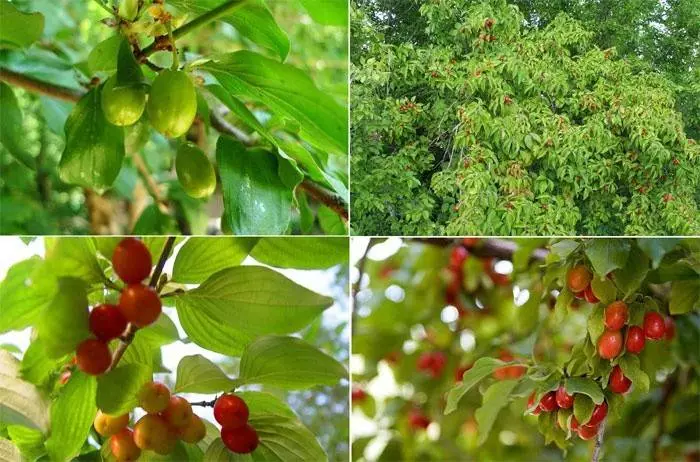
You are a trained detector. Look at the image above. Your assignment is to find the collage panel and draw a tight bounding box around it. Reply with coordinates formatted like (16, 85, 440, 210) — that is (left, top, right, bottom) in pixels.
(0, 236, 350, 460)
(351, 237, 700, 461)
(0, 0, 348, 236)
(350, 0, 699, 236)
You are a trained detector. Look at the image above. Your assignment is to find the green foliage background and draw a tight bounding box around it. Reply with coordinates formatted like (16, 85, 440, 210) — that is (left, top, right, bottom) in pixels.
(351, 0, 700, 236)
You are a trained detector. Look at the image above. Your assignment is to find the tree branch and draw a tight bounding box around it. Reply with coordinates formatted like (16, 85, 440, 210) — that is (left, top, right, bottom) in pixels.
(1, 68, 349, 222)
(131, 151, 170, 215)
(592, 418, 606, 462)
(108, 237, 176, 372)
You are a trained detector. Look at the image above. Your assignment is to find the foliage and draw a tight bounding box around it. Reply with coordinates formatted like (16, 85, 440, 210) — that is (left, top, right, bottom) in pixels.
(352, 238, 700, 461)
(0, 0, 348, 235)
(0, 236, 349, 461)
(351, 0, 700, 236)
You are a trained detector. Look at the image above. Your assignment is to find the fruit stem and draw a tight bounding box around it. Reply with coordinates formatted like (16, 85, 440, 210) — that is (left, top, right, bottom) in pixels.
(166, 22, 179, 71)
(139, 0, 248, 58)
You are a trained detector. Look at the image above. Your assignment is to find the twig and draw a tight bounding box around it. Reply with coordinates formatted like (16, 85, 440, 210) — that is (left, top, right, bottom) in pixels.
(298, 181, 348, 222)
(108, 237, 176, 372)
(131, 152, 170, 215)
(210, 110, 253, 145)
(0, 68, 82, 102)
(592, 418, 606, 462)
(652, 374, 678, 459)
(138, 0, 248, 58)
(190, 396, 219, 407)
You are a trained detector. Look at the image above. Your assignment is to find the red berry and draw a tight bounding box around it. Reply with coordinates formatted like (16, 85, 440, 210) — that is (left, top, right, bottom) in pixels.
(352, 387, 367, 403)
(119, 284, 162, 327)
(221, 424, 259, 454)
(583, 285, 599, 303)
(664, 316, 676, 340)
(643, 312, 665, 340)
(430, 352, 447, 377)
(462, 238, 479, 247)
(555, 386, 574, 409)
(408, 409, 431, 429)
(76, 338, 112, 375)
(567, 265, 592, 293)
(449, 246, 468, 269)
(527, 392, 541, 415)
(89, 304, 128, 341)
(214, 394, 249, 429)
(604, 301, 629, 330)
(587, 401, 608, 426)
(578, 423, 599, 440)
(609, 365, 632, 394)
(574, 290, 586, 300)
(455, 364, 472, 382)
(597, 330, 623, 360)
(112, 238, 152, 284)
(570, 416, 579, 431)
(539, 391, 558, 412)
(625, 326, 645, 354)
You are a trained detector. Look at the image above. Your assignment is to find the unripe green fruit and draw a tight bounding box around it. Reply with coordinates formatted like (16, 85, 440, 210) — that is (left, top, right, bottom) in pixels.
(147, 70, 197, 138)
(176, 143, 217, 198)
(119, 0, 139, 21)
(101, 77, 146, 127)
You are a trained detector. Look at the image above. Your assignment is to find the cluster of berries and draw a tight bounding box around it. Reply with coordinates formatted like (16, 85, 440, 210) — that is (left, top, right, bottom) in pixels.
(214, 394, 259, 454)
(528, 386, 609, 440)
(97, 382, 205, 461)
(75, 238, 161, 376)
(416, 351, 448, 378)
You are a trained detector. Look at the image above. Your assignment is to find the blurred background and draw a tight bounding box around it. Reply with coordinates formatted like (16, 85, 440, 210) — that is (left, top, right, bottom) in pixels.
(0, 236, 350, 461)
(350, 238, 699, 462)
(0, 0, 348, 235)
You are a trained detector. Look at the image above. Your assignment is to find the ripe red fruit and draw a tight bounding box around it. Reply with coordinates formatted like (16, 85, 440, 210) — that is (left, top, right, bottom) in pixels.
(110, 428, 141, 462)
(407, 409, 431, 429)
(449, 246, 468, 269)
(578, 424, 599, 440)
(527, 392, 541, 415)
(462, 238, 479, 247)
(597, 330, 623, 360)
(583, 285, 599, 303)
(587, 401, 608, 426)
(625, 326, 645, 354)
(89, 304, 128, 341)
(539, 391, 558, 412)
(643, 312, 666, 340)
(352, 387, 367, 403)
(555, 386, 574, 409)
(455, 364, 472, 382)
(417, 351, 446, 378)
(119, 284, 162, 327)
(112, 238, 152, 284)
(221, 424, 259, 454)
(574, 290, 586, 300)
(566, 265, 592, 293)
(76, 338, 111, 375)
(214, 394, 249, 429)
(664, 316, 676, 340)
(609, 365, 632, 394)
(570, 416, 579, 432)
(604, 301, 629, 330)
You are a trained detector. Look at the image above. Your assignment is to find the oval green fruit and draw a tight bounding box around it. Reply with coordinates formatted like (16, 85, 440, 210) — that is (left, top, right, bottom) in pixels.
(176, 143, 217, 198)
(147, 70, 197, 138)
(101, 76, 146, 127)
(119, 0, 139, 21)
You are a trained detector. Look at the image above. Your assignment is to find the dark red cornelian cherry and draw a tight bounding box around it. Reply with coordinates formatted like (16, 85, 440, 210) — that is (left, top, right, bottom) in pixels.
(555, 386, 574, 409)
(112, 237, 152, 284)
(604, 301, 628, 330)
(89, 304, 128, 341)
(587, 401, 608, 426)
(539, 391, 558, 412)
(609, 365, 631, 394)
(214, 394, 249, 429)
(643, 312, 666, 340)
(598, 330, 623, 359)
(625, 326, 645, 354)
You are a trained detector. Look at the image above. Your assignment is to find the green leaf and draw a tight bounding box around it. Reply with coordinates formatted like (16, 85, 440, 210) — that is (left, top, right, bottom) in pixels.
(587, 305, 605, 347)
(20, 339, 66, 387)
(247, 414, 327, 461)
(6, 425, 46, 461)
(445, 357, 504, 414)
(45, 237, 104, 283)
(278, 140, 349, 198)
(564, 377, 604, 404)
(167, 0, 289, 60)
(36, 278, 90, 359)
(585, 239, 631, 277)
(669, 280, 700, 315)
(96, 364, 152, 415)
(58, 86, 125, 191)
(0, 82, 34, 169)
(175, 266, 333, 353)
(637, 239, 680, 269)
(217, 137, 292, 235)
(0, 351, 50, 432)
(131, 204, 178, 234)
(115, 37, 145, 88)
(0, 1, 44, 49)
(297, 0, 348, 25)
(549, 240, 580, 259)
(475, 379, 519, 446)
(0, 257, 56, 334)
(236, 336, 346, 389)
(202, 51, 347, 154)
(573, 394, 594, 426)
(250, 237, 348, 269)
(318, 206, 346, 235)
(613, 246, 649, 298)
(590, 277, 616, 304)
(618, 355, 650, 393)
(174, 355, 235, 394)
(45, 372, 97, 462)
(172, 237, 258, 283)
(87, 35, 122, 75)
(206, 84, 275, 146)
(177, 302, 247, 356)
